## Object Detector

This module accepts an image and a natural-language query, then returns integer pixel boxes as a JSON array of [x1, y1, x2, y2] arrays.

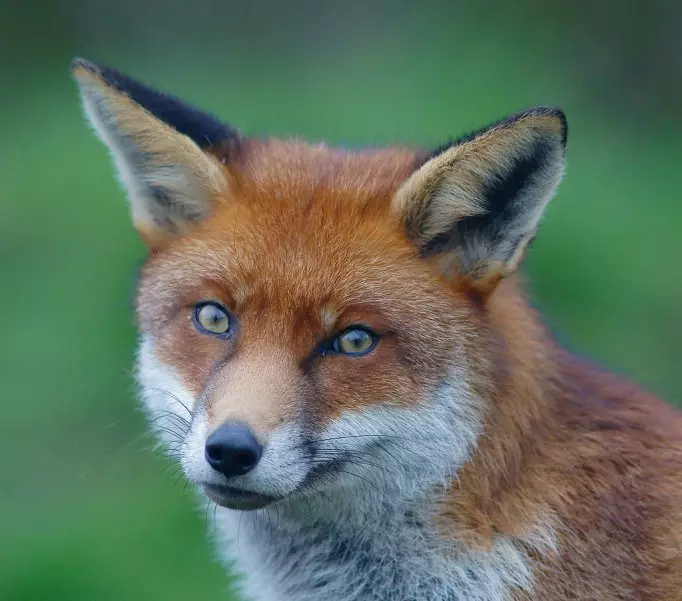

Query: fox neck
[[441, 276, 563, 548]]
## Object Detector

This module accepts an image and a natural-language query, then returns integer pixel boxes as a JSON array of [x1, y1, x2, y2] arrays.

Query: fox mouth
[[200, 445, 380, 510], [202, 484, 277, 510]]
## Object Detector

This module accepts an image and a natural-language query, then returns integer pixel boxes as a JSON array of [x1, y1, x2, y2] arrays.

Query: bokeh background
[[2, 1, 681, 599]]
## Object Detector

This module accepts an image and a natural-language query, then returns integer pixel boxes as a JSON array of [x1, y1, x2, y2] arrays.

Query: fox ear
[[394, 107, 567, 291], [71, 58, 238, 245]]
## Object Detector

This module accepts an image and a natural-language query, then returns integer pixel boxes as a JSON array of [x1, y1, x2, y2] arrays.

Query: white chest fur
[[212, 494, 542, 601]]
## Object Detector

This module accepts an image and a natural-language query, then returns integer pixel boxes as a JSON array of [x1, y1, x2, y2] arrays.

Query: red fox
[[71, 57, 682, 601]]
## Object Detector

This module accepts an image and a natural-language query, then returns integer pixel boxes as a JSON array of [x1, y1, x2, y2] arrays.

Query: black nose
[[205, 423, 263, 478]]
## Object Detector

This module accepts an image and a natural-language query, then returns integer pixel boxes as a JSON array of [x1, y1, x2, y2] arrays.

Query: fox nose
[[205, 424, 263, 478]]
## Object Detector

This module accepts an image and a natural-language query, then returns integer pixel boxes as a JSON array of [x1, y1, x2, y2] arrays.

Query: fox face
[[72, 59, 566, 513]]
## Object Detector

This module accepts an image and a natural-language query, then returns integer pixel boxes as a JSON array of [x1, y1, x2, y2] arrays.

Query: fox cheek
[[136, 335, 197, 446]]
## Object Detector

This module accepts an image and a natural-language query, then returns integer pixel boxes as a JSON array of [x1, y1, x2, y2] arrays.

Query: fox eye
[[193, 302, 231, 336], [332, 327, 378, 356]]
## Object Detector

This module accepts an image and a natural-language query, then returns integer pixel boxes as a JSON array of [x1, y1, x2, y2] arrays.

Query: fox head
[[72, 58, 566, 512]]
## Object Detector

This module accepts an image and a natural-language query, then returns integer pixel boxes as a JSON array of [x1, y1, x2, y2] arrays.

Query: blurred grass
[[1, 5, 680, 600]]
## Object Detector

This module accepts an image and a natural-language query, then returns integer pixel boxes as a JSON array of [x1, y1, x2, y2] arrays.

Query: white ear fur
[[394, 107, 567, 285]]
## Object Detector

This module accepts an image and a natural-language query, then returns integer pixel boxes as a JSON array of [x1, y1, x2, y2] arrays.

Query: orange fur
[[134, 138, 682, 598], [435, 280, 682, 599]]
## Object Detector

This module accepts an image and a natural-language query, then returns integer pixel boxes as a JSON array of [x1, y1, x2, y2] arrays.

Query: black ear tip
[[527, 105, 568, 147], [69, 57, 238, 150]]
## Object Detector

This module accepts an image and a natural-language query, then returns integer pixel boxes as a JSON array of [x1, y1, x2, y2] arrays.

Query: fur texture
[[73, 59, 682, 601]]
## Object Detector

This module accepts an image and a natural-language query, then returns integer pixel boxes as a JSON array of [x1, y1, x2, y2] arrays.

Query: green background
[[2, 1, 680, 599]]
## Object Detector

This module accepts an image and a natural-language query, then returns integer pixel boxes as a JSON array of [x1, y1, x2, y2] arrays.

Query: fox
[[70, 57, 682, 601]]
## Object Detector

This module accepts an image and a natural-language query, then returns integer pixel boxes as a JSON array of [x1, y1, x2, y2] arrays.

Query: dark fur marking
[[420, 106, 567, 168], [148, 185, 205, 222], [422, 140, 548, 257], [71, 58, 238, 150]]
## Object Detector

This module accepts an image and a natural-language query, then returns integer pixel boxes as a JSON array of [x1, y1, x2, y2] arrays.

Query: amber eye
[[332, 327, 378, 356], [193, 302, 231, 336]]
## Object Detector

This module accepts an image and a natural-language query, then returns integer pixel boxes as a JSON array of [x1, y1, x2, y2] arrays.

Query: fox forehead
[[136, 140, 451, 324], [228, 139, 420, 199]]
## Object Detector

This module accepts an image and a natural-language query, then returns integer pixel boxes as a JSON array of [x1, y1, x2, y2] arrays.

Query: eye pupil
[[348, 332, 366, 348]]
